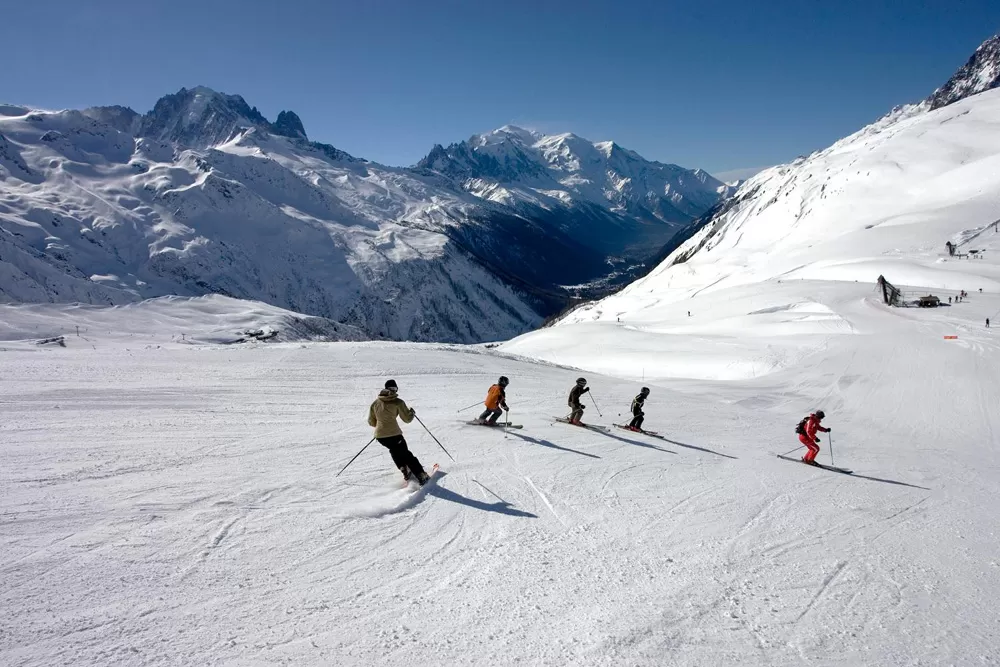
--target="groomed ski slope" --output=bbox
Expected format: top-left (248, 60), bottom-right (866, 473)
top-left (2, 297), bottom-right (999, 665)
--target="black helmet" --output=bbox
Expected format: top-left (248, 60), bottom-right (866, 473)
top-left (385, 379), bottom-right (398, 390)
top-left (498, 376), bottom-right (509, 386)
top-left (640, 387), bottom-right (650, 394)
top-left (815, 410), bottom-right (825, 419)
top-left (576, 377), bottom-right (587, 386)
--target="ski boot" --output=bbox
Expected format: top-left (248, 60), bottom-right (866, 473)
top-left (399, 465), bottom-right (412, 481)
top-left (415, 469), bottom-right (430, 486)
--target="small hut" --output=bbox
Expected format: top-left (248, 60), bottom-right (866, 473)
top-left (917, 295), bottom-right (941, 308)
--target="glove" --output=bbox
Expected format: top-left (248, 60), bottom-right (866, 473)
top-left (410, 408), bottom-right (417, 416)
top-left (582, 387), bottom-right (590, 393)
top-left (815, 438), bottom-right (821, 443)
top-left (580, 404), bottom-right (586, 410)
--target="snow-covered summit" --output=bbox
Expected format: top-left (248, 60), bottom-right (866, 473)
top-left (418, 124), bottom-right (732, 226)
top-left (137, 86), bottom-right (308, 148)
top-left (928, 32), bottom-right (1000, 110)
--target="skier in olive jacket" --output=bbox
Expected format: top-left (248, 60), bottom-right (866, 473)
top-left (368, 379), bottom-right (430, 484)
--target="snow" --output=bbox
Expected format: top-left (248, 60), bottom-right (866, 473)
top-left (2, 303), bottom-right (997, 664)
top-left (0, 294), bottom-right (367, 347)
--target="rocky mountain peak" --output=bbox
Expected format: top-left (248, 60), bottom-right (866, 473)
top-left (928, 32), bottom-right (1000, 110)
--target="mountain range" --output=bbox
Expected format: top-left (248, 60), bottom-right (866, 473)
top-left (0, 88), bottom-right (729, 343)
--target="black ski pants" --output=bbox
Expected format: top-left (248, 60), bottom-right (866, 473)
top-left (377, 435), bottom-right (426, 476)
top-left (478, 408), bottom-right (503, 424)
top-left (629, 411), bottom-right (644, 429)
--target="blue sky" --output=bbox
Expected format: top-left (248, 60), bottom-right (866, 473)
top-left (3, 0), bottom-right (999, 174)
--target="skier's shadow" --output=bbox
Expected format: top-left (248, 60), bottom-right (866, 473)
top-left (657, 436), bottom-right (738, 460)
top-left (506, 431), bottom-right (602, 459)
top-left (598, 430), bottom-right (677, 455)
top-left (428, 474), bottom-right (539, 518)
top-left (843, 471), bottom-right (930, 490)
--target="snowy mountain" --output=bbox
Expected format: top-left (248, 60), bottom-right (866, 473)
top-left (417, 125), bottom-right (733, 254)
top-left (0, 89), bottom-right (726, 343)
top-left (506, 31), bottom-right (1000, 379)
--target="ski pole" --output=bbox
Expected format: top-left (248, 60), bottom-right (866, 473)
top-left (587, 391), bottom-right (603, 417)
top-left (414, 414), bottom-right (456, 462)
top-left (504, 409), bottom-right (510, 439)
top-left (336, 437), bottom-right (376, 477)
top-left (456, 401), bottom-right (481, 413)
top-left (829, 432), bottom-right (835, 466)
top-left (779, 444), bottom-right (803, 457)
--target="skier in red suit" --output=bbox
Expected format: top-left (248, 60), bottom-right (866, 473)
top-left (797, 410), bottom-right (830, 465)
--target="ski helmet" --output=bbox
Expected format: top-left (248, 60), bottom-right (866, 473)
top-left (385, 379), bottom-right (398, 390)
top-left (815, 409), bottom-right (825, 419)
top-left (640, 387), bottom-right (650, 395)
top-left (498, 376), bottom-right (509, 386)
top-left (576, 377), bottom-right (587, 386)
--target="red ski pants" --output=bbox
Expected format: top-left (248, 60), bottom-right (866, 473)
top-left (799, 434), bottom-right (820, 462)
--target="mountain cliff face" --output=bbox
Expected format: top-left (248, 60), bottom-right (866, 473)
top-left (0, 88), bottom-right (726, 342)
top-left (928, 34), bottom-right (1000, 110)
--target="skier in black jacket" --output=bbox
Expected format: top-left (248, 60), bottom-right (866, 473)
top-left (568, 378), bottom-right (589, 425)
top-left (627, 387), bottom-right (650, 431)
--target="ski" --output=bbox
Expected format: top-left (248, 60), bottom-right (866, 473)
top-left (613, 424), bottom-right (661, 437)
top-left (553, 417), bottom-right (609, 432)
top-left (461, 421), bottom-right (523, 429)
top-left (776, 455), bottom-right (853, 475)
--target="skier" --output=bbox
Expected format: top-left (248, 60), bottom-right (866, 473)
top-left (568, 377), bottom-right (590, 425)
top-left (478, 376), bottom-right (510, 426)
top-left (628, 387), bottom-right (650, 431)
top-left (987, 318), bottom-right (991, 328)
top-left (367, 379), bottom-right (430, 485)
top-left (795, 410), bottom-right (831, 465)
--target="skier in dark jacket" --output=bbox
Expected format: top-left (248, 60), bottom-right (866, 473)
top-left (367, 379), bottom-right (429, 484)
top-left (628, 387), bottom-right (650, 431)
top-left (568, 377), bottom-right (589, 425)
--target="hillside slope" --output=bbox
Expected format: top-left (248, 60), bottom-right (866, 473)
top-left (505, 37), bottom-right (1000, 379)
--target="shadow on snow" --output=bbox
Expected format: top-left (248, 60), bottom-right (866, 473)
top-left (656, 435), bottom-right (738, 460)
top-left (429, 473), bottom-right (539, 518)
top-left (506, 431), bottom-right (602, 460)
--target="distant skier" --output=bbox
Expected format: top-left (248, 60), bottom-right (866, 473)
top-left (478, 376), bottom-right (510, 425)
top-left (568, 378), bottom-right (590, 425)
top-left (627, 387), bottom-right (650, 431)
top-left (367, 379), bottom-right (430, 485)
top-left (795, 410), bottom-right (831, 465)
top-left (987, 318), bottom-right (991, 328)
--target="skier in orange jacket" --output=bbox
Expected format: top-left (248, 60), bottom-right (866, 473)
top-left (478, 376), bottom-right (510, 426)
top-left (796, 410), bottom-right (830, 464)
